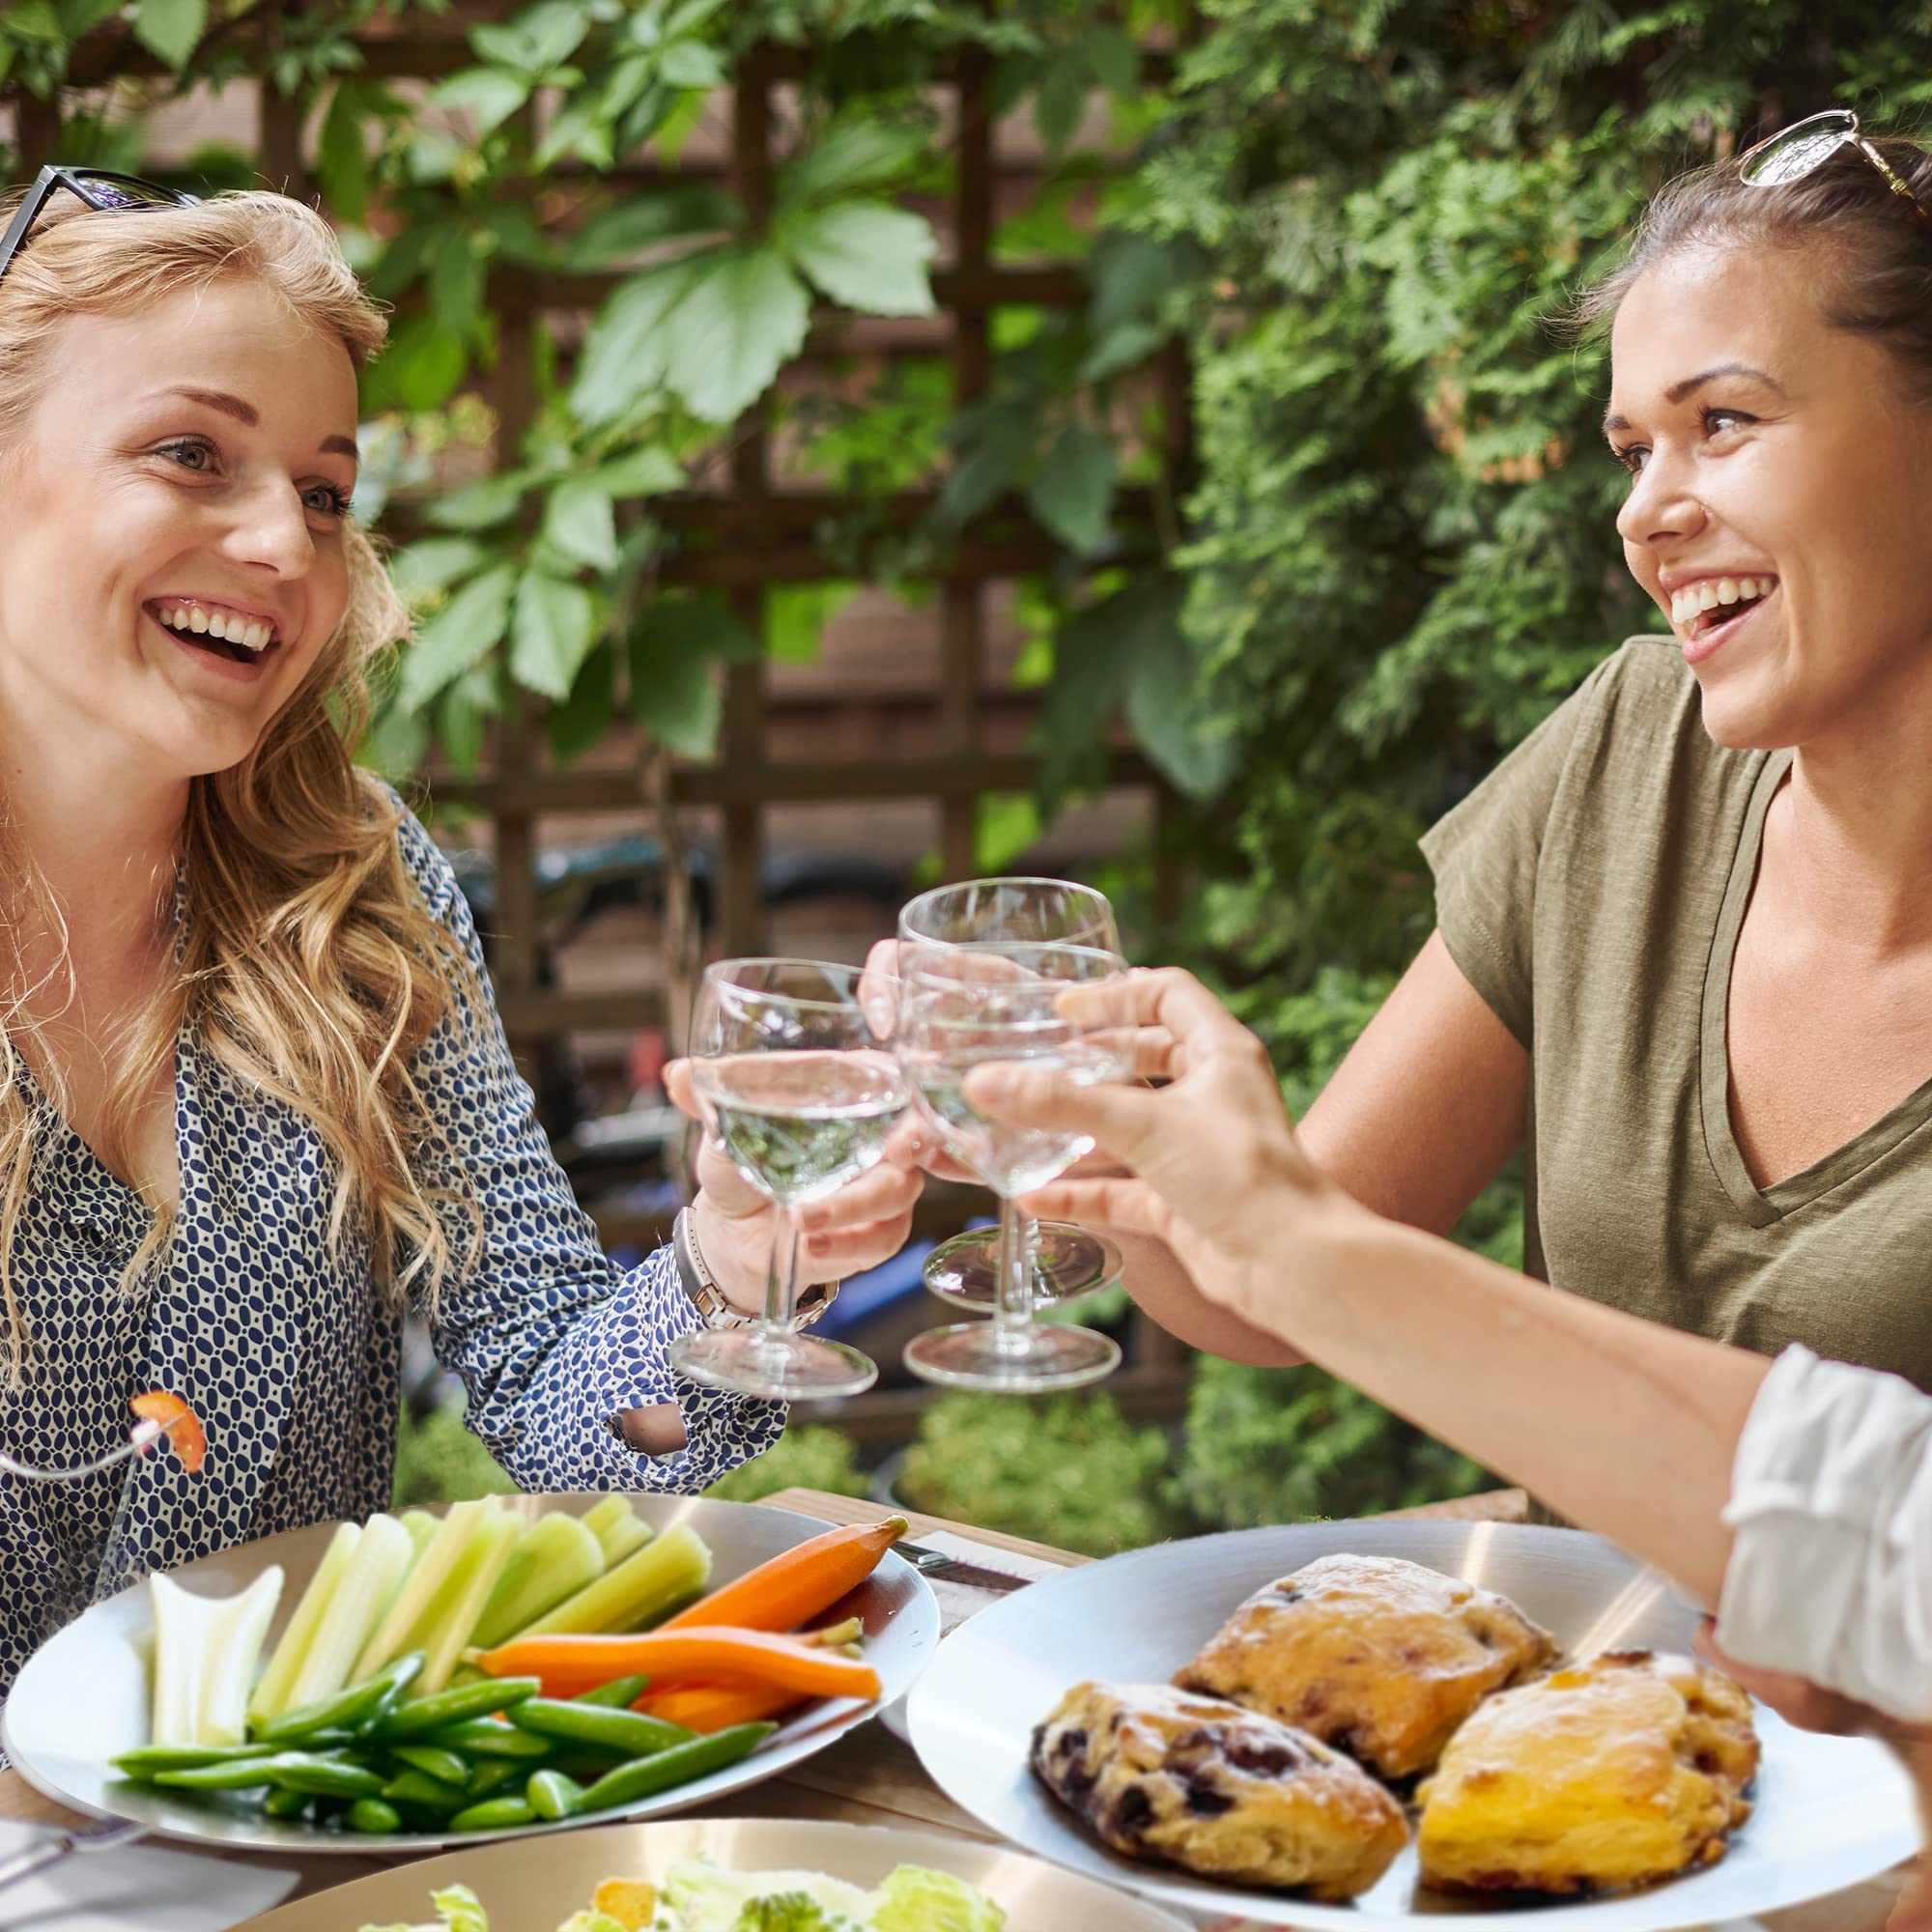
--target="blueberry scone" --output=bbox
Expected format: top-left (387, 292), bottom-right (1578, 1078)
top-left (1174, 1553), bottom-right (1557, 1779)
top-left (1030, 1680), bottom-right (1408, 1900)
top-left (1416, 1650), bottom-right (1759, 1895)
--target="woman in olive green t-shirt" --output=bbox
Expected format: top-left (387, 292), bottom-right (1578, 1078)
top-left (1101, 131), bottom-right (1932, 1391)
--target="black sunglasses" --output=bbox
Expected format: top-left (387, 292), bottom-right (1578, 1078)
top-left (0, 166), bottom-right (201, 289)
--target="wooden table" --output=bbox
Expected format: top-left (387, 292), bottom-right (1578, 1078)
top-left (0, 1487), bottom-right (1908, 1930)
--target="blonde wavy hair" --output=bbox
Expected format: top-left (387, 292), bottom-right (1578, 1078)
top-left (0, 185), bottom-right (481, 1378)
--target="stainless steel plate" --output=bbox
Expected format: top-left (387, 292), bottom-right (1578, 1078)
top-left (907, 1520), bottom-right (1922, 1928)
top-left (229, 1814), bottom-right (1196, 1930)
top-left (4, 1495), bottom-right (938, 1856)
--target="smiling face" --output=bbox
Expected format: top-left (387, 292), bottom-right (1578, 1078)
top-left (0, 276), bottom-right (359, 786)
top-left (1606, 242), bottom-right (1932, 750)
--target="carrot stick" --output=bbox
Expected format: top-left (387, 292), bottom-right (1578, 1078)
top-left (658, 1517), bottom-right (907, 1635)
top-left (471, 1626), bottom-right (883, 1703)
top-left (639, 1680), bottom-right (807, 1733)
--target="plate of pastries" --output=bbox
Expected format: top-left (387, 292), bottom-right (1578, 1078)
top-left (905, 1520), bottom-right (1922, 1927)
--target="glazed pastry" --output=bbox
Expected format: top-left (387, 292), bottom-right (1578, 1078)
top-left (1415, 1649), bottom-right (1759, 1895)
top-left (1175, 1552), bottom-right (1558, 1778)
top-left (1030, 1679), bottom-right (1408, 1901)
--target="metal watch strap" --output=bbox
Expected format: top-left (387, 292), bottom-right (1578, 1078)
top-left (673, 1207), bottom-right (839, 1331)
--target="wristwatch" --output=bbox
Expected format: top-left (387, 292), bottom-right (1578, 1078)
top-left (673, 1208), bottom-right (838, 1331)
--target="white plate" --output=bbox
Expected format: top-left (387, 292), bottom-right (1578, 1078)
top-left (907, 1520), bottom-right (1922, 1928)
top-left (229, 1814), bottom-right (1196, 1929)
top-left (4, 1495), bottom-right (938, 1856)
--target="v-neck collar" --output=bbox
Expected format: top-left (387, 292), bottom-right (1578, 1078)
top-left (1699, 748), bottom-right (1932, 1225)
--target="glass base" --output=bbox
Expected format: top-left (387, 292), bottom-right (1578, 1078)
top-left (902, 1321), bottom-right (1121, 1393)
top-left (923, 1222), bottom-right (1122, 1310)
top-left (670, 1325), bottom-right (877, 1402)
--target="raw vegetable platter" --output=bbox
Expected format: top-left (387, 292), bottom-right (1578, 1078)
top-left (4, 1494), bottom-right (938, 1854)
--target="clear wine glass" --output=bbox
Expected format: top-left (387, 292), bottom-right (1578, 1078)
top-left (897, 878), bottom-right (1123, 1311)
top-left (895, 941), bottom-right (1131, 1392)
top-left (669, 958), bottom-right (908, 1402)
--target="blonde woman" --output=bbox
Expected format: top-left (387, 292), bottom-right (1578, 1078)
top-left (0, 171), bottom-right (917, 1695)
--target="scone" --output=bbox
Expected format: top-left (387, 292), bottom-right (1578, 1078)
top-left (1175, 1553), bottom-right (1557, 1779)
top-left (1415, 1649), bottom-right (1759, 1895)
top-left (1030, 1680), bottom-right (1408, 1900)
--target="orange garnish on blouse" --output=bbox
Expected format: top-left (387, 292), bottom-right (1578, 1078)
top-left (129, 1391), bottom-right (207, 1474)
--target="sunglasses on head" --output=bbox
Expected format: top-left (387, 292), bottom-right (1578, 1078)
top-left (1739, 108), bottom-right (1932, 227)
top-left (0, 166), bottom-right (201, 289)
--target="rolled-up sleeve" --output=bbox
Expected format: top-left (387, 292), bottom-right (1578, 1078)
top-left (394, 802), bottom-right (783, 1492)
top-left (1716, 1345), bottom-right (1932, 1722)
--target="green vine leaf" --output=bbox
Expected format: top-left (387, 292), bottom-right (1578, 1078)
top-left (590, 445), bottom-right (687, 498)
top-left (469, 0), bottom-right (591, 79)
top-left (428, 68), bottom-right (534, 137)
top-left (546, 641), bottom-right (616, 763)
top-left (317, 81), bottom-right (372, 223)
top-left (571, 256), bottom-right (706, 425)
top-left (565, 186), bottom-right (743, 270)
top-left (510, 569), bottom-right (600, 699)
top-left (400, 563), bottom-right (518, 709)
top-left (426, 469), bottom-right (536, 532)
top-left (629, 603), bottom-right (728, 756)
top-left (1027, 424), bottom-right (1116, 555)
top-left (777, 201), bottom-right (937, 318)
top-left (133, 0), bottom-right (206, 69)
top-left (658, 246), bottom-right (811, 423)
top-left (542, 477), bottom-right (619, 572)
top-left (778, 119), bottom-right (929, 208)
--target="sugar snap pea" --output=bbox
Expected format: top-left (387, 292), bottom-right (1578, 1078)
top-left (266, 1754), bottom-right (388, 1800)
top-left (381, 1769), bottom-right (469, 1814)
top-left (571, 1673), bottom-right (650, 1709)
top-left (112, 1742), bottom-right (280, 1780)
top-left (263, 1786), bottom-right (312, 1821)
top-left (464, 1756), bottom-right (527, 1800)
top-left (254, 1651), bottom-right (426, 1746)
top-left (525, 1768), bottom-right (584, 1821)
top-left (420, 1718), bottom-right (552, 1760)
top-left (347, 1797), bottom-right (402, 1834)
top-left (508, 1698), bottom-right (694, 1756)
top-left (577, 1722), bottom-right (776, 1814)
top-left (152, 1757), bottom-right (285, 1792)
top-left (377, 1676), bottom-right (541, 1738)
top-left (446, 1795), bottom-right (536, 1833)
top-left (388, 1743), bottom-right (470, 1787)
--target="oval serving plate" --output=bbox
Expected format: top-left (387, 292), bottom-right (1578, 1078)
top-left (908, 1519), bottom-right (1921, 1930)
top-left (230, 1814), bottom-right (1196, 1930)
top-left (5, 1494), bottom-right (938, 1855)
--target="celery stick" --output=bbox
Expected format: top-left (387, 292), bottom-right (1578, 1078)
top-left (285, 1512), bottom-right (414, 1711)
top-left (581, 1496), bottom-right (652, 1569)
top-left (250, 1521), bottom-right (359, 1725)
top-left (152, 1567), bottom-right (286, 1747)
top-left (507, 1522), bottom-right (712, 1641)
top-left (401, 1510), bottom-right (441, 1562)
top-left (417, 1510), bottom-right (523, 1694)
top-left (470, 1512), bottom-right (605, 1652)
top-left (353, 1498), bottom-right (495, 1681)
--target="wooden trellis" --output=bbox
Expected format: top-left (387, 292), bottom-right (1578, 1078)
top-left (12, 23), bottom-right (1196, 1434)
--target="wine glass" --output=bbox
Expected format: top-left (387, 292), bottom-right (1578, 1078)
top-left (897, 878), bottom-right (1123, 1310)
top-left (894, 941), bottom-right (1131, 1392)
top-left (668, 959), bottom-right (908, 1402)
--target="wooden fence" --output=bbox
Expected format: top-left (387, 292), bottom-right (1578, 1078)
top-left (11, 21), bottom-right (1197, 1437)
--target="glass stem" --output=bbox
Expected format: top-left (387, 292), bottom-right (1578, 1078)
top-left (994, 1200), bottom-right (1035, 1346)
top-left (761, 1204), bottom-right (803, 1341)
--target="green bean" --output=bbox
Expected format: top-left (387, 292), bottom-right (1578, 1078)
top-left (577, 1723), bottom-right (777, 1814)
top-left (111, 1742), bottom-right (280, 1780)
top-left (446, 1795), bottom-right (536, 1833)
top-left (525, 1768), bottom-right (584, 1821)
top-left (420, 1718), bottom-right (552, 1760)
top-left (571, 1673), bottom-right (650, 1709)
top-left (254, 1651), bottom-right (426, 1746)
top-left (265, 1754), bottom-right (389, 1800)
top-left (377, 1676), bottom-right (542, 1739)
top-left (153, 1757), bottom-right (285, 1791)
top-left (464, 1756), bottom-right (527, 1800)
top-left (381, 1769), bottom-right (469, 1814)
top-left (262, 1786), bottom-right (312, 1821)
top-left (509, 1698), bottom-right (695, 1757)
top-left (388, 1743), bottom-right (470, 1787)
top-left (347, 1798), bottom-right (402, 1834)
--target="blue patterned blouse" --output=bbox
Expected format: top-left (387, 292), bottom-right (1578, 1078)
top-left (0, 795), bottom-right (781, 1705)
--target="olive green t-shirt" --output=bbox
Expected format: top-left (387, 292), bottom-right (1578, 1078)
top-left (1419, 636), bottom-right (1932, 1390)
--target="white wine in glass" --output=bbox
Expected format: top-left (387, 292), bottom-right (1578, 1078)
top-left (895, 941), bottom-right (1130, 1392)
top-left (896, 876), bottom-right (1123, 1311)
top-left (670, 959), bottom-right (906, 1402)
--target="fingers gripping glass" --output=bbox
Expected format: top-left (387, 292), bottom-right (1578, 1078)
top-left (0, 167), bottom-right (200, 289)
top-left (1739, 109), bottom-right (1932, 226)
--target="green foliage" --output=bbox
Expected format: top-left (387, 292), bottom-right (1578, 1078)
top-left (895, 1392), bottom-right (1189, 1557)
top-left (392, 1396), bottom-right (518, 1507)
top-left (702, 1424), bottom-right (871, 1504)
